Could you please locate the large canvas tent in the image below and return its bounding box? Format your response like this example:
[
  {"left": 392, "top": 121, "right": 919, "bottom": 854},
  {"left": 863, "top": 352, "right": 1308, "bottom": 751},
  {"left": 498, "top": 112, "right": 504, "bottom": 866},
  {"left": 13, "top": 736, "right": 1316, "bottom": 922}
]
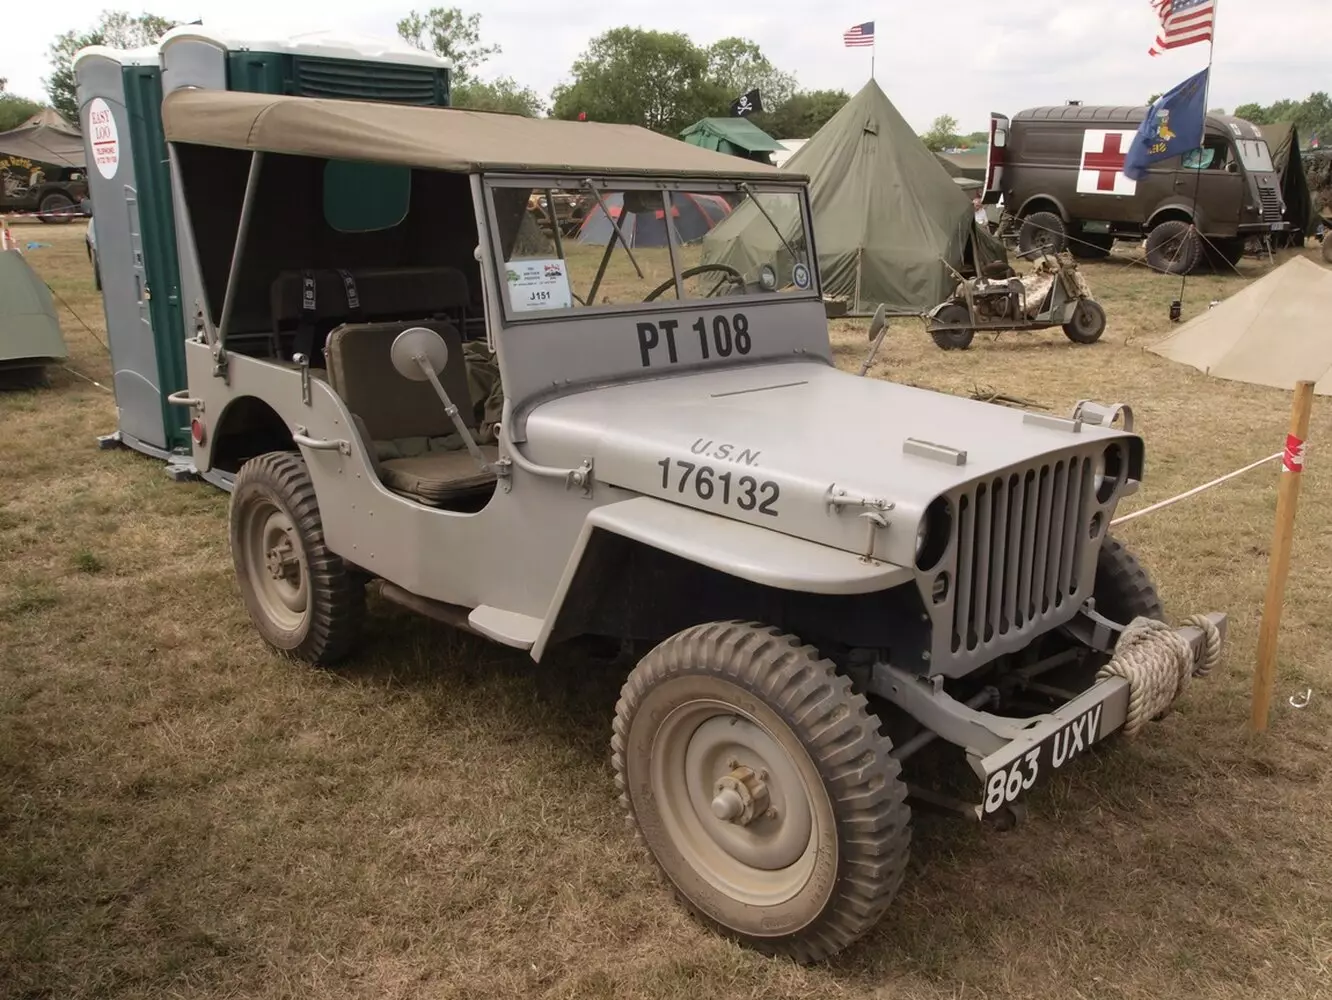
[
  {"left": 0, "top": 108, "right": 86, "bottom": 169},
  {"left": 1254, "top": 122, "right": 1317, "bottom": 241},
  {"left": 1147, "top": 255, "right": 1332, "bottom": 393},
  {"left": 700, "top": 79, "right": 998, "bottom": 314}
]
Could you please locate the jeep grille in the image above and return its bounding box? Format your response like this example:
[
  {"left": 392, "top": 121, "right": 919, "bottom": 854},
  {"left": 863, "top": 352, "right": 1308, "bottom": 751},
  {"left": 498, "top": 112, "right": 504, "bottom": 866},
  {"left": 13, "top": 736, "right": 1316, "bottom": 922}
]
[{"left": 950, "top": 455, "right": 1094, "bottom": 655}]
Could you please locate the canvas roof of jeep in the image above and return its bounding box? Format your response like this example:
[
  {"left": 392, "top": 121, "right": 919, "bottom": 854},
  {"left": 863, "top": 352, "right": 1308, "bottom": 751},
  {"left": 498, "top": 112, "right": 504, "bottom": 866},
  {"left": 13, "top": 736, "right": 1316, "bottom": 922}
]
[{"left": 160, "top": 89, "right": 801, "bottom": 181}]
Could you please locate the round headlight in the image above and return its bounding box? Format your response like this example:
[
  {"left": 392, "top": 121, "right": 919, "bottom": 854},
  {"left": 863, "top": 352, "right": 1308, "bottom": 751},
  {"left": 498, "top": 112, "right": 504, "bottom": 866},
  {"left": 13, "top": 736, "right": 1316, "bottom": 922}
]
[{"left": 915, "top": 496, "right": 952, "bottom": 571}]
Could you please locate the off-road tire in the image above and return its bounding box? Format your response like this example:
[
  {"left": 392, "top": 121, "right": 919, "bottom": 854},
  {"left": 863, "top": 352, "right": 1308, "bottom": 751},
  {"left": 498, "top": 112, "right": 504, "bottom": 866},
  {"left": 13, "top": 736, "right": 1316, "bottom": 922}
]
[
  {"left": 1018, "top": 211, "right": 1067, "bottom": 255},
  {"left": 612, "top": 621, "right": 911, "bottom": 963},
  {"left": 1093, "top": 535, "right": 1165, "bottom": 624},
  {"left": 1145, "top": 220, "right": 1201, "bottom": 274},
  {"left": 37, "top": 191, "right": 75, "bottom": 224},
  {"left": 1062, "top": 299, "right": 1106, "bottom": 344},
  {"left": 1069, "top": 232, "right": 1113, "bottom": 260},
  {"left": 930, "top": 302, "right": 975, "bottom": 350},
  {"left": 229, "top": 451, "right": 363, "bottom": 665}
]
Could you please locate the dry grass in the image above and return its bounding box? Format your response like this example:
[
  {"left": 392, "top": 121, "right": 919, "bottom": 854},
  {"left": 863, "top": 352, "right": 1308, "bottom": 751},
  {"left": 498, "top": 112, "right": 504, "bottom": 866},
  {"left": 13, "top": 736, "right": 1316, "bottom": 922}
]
[{"left": 3, "top": 220, "right": 1331, "bottom": 1000}]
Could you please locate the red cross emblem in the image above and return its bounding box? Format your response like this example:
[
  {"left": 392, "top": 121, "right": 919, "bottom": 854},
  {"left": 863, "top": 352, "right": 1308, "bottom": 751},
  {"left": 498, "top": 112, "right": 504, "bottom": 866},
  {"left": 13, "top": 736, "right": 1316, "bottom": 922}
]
[{"left": 1082, "top": 133, "right": 1127, "bottom": 191}]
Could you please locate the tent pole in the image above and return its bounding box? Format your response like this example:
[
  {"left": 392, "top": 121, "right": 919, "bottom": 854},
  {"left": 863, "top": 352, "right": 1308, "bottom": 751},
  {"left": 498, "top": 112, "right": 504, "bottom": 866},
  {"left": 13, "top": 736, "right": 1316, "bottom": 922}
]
[{"left": 853, "top": 247, "right": 863, "bottom": 313}]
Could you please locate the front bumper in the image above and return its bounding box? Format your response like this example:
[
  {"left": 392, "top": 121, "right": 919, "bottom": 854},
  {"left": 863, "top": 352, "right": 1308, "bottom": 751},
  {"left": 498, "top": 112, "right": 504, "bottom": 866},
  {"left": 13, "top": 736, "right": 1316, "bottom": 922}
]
[
  {"left": 872, "top": 611, "right": 1226, "bottom": 819},
  {"left": 1239, "top": 220, "right": 1295, "bottom": 234}
]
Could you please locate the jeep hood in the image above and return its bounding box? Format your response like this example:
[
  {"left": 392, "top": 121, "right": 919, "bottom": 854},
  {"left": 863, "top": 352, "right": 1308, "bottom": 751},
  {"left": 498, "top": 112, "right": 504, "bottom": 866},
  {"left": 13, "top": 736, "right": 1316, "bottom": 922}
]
[{"left": 522, "top": 361, "right": 1139, "bottom": 565}]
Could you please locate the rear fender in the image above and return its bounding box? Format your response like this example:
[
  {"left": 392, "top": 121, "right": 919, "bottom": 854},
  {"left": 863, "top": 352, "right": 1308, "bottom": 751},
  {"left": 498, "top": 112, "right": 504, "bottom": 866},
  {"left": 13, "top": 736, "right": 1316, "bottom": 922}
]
[{"left": 530, "top": 496, "right": 913, "bottom": 660}]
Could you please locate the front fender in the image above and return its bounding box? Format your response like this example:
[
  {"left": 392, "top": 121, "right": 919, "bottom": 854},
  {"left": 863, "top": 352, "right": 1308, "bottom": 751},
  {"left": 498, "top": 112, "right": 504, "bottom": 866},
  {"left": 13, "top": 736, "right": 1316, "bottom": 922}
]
[{"left": 529, "top": 495, "right": 912, "bottom": 660}]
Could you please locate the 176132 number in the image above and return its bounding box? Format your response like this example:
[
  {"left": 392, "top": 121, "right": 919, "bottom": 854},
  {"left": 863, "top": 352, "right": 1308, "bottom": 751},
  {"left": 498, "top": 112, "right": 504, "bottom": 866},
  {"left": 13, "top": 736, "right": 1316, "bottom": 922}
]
[{"left": 657, "top": 457, "right": 779, "bottom": 516}]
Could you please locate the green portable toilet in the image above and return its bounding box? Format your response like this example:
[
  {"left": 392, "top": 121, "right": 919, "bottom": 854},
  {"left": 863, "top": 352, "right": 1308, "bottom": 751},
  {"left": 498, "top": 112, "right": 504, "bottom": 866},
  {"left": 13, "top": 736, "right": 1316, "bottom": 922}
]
[
  {"left": 680, "top": 118, "right": 784, "bottom": 165},
  {"left": 73, "top": 28, "right": 451, "bottom": 480}
]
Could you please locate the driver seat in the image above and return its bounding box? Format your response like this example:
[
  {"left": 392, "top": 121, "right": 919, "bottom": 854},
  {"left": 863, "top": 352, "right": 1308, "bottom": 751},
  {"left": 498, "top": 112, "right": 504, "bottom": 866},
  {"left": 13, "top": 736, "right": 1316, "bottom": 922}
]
[{"left": 324, "top": 319, "right": 498, "bottom": 508}]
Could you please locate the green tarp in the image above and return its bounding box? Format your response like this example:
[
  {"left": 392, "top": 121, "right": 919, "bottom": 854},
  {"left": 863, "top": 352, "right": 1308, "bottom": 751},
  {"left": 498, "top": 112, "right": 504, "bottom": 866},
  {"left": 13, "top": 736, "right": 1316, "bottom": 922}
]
[
  {"left": 679, "top": 117, "right": 783, "bottom": 163},
  {"left": 1255, "top": 122, "right": 1318, "bottom": 238},
  {"left": 701, "top": 79, "right": 994, "bottom": 314},
  {"left": 0, "top": 249, "right": 67, "bottom": 370}
]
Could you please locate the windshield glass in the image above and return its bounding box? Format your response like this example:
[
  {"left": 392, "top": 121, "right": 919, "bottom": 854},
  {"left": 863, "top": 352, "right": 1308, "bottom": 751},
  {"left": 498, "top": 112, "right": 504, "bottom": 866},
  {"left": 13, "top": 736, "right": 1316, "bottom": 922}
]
[
  {"left": 1235, "top": 139, "right": 1274, "bottom": 173},
  {"left": 488, "top": 181, "right": 815, "bottom": 317}
]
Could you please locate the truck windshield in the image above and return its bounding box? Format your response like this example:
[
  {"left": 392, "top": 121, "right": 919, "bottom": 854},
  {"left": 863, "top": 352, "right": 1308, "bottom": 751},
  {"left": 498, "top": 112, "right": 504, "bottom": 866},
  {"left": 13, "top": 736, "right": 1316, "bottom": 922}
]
[
  {"left": 486, "top": 180, "right": 815, "bottom": 318},
  {"left": 1235, "top": 139, "right": 1274, "bottom": 173}
]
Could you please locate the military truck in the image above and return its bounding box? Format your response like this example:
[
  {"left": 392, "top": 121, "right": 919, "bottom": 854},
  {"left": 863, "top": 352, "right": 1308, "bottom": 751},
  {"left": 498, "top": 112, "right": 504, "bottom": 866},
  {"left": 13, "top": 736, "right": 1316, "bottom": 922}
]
[
  {"left": 159, "top": 87, "right": 1226, "bottom": 962},
  {"left": 985, "top": 105, "right": 1293, "bottom": 273}
]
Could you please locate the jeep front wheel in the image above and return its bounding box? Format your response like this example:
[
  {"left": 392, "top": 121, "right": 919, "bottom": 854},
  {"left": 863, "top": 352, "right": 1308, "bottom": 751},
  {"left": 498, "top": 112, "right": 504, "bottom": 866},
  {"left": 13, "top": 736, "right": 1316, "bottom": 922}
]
[
  {"left": 612, "top": 622, "right": 911, "bottom": 962},
  {"left": 230, "top": 451, "right": 363, "bottom": 665}
]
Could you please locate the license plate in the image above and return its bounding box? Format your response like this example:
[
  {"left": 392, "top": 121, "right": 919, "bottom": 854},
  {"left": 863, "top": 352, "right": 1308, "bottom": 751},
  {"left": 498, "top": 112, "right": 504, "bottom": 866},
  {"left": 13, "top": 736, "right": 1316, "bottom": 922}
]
[
  {"left": 1270, "top": 222, "right": 1285, "bottom": 231},
  {"left": 979, "top": 703, "right": 1106, "bottom": 815}
]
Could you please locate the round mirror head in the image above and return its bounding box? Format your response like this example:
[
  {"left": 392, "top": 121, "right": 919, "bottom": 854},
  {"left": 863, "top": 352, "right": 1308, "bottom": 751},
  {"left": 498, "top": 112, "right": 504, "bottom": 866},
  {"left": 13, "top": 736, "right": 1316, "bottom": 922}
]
[
  {"left": 759, "top": 264, "right": 777, "bottom": 291},
  {"left": 391, "top": 326, "right": 450, "bottom": 381}
]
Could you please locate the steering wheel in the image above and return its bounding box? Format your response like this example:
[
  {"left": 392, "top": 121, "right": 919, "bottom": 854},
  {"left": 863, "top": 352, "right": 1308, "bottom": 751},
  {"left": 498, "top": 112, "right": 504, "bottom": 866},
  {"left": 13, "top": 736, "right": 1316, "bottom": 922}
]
[{"left": 642, "top": 263, "right": 746, "bottom": 303}]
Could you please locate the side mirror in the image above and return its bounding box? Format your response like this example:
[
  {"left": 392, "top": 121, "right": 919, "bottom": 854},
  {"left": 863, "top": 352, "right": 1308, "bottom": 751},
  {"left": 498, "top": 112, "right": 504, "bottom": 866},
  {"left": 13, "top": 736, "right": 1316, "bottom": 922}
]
[
  {"left": 1226, "top": 161, "right": 1238, "bottom": 173},
  {"left": 866, "top": 303, "right": 888, "bottom": 342},
  {"left": 391, "top": 326, "right": 450, "bottom": 381}
]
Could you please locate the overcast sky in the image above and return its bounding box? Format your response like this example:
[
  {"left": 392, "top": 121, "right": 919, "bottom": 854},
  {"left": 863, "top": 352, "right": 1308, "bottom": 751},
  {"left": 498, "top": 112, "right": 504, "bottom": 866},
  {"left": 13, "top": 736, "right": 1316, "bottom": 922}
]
[{"left": 4, "top": 1, "right": 1329, "bottom": 133}]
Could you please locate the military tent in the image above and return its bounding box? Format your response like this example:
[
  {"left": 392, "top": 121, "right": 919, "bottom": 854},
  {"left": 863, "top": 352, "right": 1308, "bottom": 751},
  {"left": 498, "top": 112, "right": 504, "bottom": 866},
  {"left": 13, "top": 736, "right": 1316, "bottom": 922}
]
[
  {"left": 700, "top": 79, "right": 1001, "bottom": 314},
  {"left": 1254, "top": 122, "right": 1317, "bottom": 241},
  {"left": 0, "top": 248, "right": 68, "bottom": 384},
  {"left": 1147, "top": 255, "right": 1332, "bottom": 393},
  {"left": 679, "top": 118, "right": 783, "bottom": 165},
  {"left": 0, "top": 108, "right": 86, "bottom": 170}
]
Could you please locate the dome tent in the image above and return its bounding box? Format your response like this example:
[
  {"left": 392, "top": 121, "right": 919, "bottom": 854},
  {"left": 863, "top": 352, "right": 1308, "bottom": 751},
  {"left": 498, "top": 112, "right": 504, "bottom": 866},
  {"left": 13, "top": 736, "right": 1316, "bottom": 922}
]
[{"left": 701, "top": 79, "right": 998, "bottom": 314}]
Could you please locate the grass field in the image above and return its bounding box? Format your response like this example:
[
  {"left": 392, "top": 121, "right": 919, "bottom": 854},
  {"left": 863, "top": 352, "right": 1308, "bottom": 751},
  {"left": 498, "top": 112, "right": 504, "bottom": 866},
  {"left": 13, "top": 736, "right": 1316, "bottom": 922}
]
[{"left": 3, "top": 220, "right": 1331, "bottom": 1000}]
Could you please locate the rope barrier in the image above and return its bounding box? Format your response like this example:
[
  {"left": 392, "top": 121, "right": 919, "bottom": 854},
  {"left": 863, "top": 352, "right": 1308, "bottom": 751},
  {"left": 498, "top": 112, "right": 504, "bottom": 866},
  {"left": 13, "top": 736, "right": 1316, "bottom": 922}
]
[{"left": 1111, "top": 452, "right": 1283, "bottom": 526}]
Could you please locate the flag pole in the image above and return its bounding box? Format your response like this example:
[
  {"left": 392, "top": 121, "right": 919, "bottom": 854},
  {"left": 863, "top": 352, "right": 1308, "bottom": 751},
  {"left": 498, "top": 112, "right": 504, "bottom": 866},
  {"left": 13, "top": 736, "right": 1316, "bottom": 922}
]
[
  {"left": 871, "top": 33, "right": 876, "bottom": 78},
  {"left": 1176, "top": 7, "right": 1218, "bottom": 311}
]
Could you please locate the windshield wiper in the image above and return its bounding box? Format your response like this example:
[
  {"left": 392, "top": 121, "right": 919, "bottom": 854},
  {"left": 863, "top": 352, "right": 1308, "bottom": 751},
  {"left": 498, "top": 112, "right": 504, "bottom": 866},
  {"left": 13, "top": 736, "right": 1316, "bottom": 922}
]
[
  {"left": 582, "top": 178, "right": 644, "bottom": 306},
  {"left": 739, "top": 182, "right": 801, "bottom": 263}
]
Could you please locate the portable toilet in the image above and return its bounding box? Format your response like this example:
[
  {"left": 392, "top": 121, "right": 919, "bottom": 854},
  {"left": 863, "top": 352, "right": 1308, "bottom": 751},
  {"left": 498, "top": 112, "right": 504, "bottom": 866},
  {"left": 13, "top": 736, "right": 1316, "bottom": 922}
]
[{"left": 74, "top": 28, "right": 451, "bottom": 482}]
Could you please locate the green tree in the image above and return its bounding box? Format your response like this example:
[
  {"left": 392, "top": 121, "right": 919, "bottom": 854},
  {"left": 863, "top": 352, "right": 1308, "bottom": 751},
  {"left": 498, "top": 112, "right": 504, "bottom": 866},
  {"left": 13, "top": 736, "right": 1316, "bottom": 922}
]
[
  {"left": 0, "top": 94, "right": 44, "bottom": 132},
  {"left": 396, "top": 7, "right": 499, "bottom": 84},
  {"left": 452, "top": 77, "right": 544, "bottom": 116},
  {"left": 920, "top": 114, "right": 959, "bottom": 151},
  {"left": 45, "top": 11, "right": 177, "bottom": 121},
  {"left": 706, "top": 37, "right": 796, "bottom": 109},
  {"left": 550, "top": 28, "right": 725, "bottom": 134},
  {"left": 1235, "top": 92, "right": 1332, "bottom": 146},
  {"left": 759, "top": 89, "right": 849, "bottom": 139}
]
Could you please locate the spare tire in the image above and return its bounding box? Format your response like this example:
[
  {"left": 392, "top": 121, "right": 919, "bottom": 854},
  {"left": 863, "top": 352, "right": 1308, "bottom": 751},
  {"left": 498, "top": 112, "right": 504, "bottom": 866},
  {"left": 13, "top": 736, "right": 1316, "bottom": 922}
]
[
  {"left": 1018, "top": 211, "right": 1067, "bottom": 255},
  {"left": 1145, "top": 220, "right": 1201, "bottom": 274}
]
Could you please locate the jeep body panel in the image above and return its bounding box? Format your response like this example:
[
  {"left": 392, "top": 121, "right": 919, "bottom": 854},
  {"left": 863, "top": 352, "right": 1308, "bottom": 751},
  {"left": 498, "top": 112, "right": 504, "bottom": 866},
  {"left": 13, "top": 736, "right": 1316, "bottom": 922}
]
[{"left": 992, "top": 106, "right": 1290, "bottom": 239}]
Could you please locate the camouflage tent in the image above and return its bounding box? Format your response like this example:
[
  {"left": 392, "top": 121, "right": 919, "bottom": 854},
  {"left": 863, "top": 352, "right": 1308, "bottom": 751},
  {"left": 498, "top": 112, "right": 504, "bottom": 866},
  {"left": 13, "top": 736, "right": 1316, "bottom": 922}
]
[{"left": 700, "top": 79, "right": 1002, "bottom": 315}]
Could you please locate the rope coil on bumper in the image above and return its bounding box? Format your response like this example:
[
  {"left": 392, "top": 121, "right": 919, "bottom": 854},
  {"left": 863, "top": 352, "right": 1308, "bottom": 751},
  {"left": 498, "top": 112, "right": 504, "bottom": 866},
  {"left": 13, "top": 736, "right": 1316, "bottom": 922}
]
[{"left": 1096, "top": 615, "right": 1223, "bottom": 737}]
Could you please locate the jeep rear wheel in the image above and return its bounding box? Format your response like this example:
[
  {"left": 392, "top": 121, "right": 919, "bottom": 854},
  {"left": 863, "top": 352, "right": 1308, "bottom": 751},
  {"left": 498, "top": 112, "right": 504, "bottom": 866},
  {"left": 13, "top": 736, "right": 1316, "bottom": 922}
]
[
  {"left": 37, "top": 191, "right": 75, "bottom": 224},
  {"left": 230, "top": 451, "right": 363, "bottom": 665},
  {"left": 1018, "top": 211, "right": 1067, "bottom": 255},
  {"left": 612, "top": 622, "right": 910, "bottom": 962}
]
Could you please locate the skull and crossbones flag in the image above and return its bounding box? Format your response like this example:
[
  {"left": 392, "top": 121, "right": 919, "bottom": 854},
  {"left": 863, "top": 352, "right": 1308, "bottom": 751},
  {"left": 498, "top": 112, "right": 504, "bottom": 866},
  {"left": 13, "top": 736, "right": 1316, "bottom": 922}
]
[{"left": 730, "top": 89, "right": 763, "bottom": 117}]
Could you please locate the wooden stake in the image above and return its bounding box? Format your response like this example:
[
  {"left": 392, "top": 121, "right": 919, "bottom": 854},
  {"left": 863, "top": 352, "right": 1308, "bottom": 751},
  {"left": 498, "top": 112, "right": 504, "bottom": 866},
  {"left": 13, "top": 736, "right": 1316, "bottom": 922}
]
[{"left": 1251, "top": 380, "right": 1315, "bottom": 733}]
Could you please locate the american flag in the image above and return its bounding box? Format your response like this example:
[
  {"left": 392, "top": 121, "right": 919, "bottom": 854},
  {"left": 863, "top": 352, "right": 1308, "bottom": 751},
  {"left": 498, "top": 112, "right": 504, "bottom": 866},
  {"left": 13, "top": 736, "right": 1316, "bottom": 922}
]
[
  {"left": 843, "top": 21, "right": 875, "bottom": 47},
  {"left": 1148, "top": 0, "right": 1215, "bottom": 56}
]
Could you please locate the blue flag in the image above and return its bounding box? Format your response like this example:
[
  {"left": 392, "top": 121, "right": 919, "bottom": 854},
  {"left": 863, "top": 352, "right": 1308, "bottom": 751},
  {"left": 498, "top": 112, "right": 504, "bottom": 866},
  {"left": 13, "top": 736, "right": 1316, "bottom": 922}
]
[{"left": 1123, "top": 67, "right": 1210, "bottom": 181}]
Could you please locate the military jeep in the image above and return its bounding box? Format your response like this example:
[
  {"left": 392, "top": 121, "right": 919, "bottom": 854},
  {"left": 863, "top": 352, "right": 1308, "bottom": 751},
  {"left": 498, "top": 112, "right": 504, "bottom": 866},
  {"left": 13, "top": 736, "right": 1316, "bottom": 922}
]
[{"left": 160, "top": 88, "right": 1225, "bottom": 962}]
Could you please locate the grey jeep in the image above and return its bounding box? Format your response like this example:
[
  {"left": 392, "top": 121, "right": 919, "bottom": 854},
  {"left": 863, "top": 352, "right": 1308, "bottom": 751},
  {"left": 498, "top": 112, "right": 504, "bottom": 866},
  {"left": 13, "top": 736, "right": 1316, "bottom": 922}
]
[{"left": 160, "top": 87, "right": 1226, "bottom": 962}]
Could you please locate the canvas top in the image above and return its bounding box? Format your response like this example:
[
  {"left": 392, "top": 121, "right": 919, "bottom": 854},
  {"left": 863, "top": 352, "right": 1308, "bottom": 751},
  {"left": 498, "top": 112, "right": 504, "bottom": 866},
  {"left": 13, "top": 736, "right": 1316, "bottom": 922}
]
[{"left": 160, "top": 89, "right": 799, "bottom": 181}]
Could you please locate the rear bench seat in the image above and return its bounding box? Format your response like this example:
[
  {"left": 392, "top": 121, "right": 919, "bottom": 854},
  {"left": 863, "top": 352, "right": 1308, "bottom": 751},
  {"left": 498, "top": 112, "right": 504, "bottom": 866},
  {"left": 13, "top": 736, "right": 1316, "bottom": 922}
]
[
  {"left": 269, "top": 266, "right": 474, "bottom": 366},
  {"left": 324, "top": 318, "right": 498, "bottom": 509}
]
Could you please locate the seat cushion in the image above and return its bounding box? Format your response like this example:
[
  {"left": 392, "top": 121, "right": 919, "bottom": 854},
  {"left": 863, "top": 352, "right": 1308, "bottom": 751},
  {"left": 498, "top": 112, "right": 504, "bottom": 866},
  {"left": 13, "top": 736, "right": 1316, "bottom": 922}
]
[{"left": 379, "top": 446, "right": 499, "bottom": 506}]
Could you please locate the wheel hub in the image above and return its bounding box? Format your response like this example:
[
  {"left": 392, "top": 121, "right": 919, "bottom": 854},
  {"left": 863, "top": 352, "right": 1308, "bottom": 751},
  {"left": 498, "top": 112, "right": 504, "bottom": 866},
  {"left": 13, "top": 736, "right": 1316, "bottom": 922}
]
[
  {"left": 265, "top": 537, "right": 299, "bottom": 581},
  {"left": 710, "top": 765, "right": 770, "bottom": 826}
]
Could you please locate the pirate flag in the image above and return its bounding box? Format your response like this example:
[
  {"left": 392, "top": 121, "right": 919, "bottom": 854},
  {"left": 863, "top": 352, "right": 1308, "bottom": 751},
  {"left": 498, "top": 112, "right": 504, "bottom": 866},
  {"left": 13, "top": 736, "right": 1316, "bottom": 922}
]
[{"left": 730, "top": 89, "right": 763, "bottom": 117}]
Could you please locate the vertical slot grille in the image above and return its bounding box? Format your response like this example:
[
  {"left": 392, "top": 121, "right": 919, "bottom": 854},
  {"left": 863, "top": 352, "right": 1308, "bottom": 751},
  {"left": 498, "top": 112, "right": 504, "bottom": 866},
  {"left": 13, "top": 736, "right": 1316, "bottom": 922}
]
[
  {"left": 951, "top": 457, "right": 1088, "bottom": 654},
  {"left": 1257, "top": 185, "right": 1282, "bottom": 223}
]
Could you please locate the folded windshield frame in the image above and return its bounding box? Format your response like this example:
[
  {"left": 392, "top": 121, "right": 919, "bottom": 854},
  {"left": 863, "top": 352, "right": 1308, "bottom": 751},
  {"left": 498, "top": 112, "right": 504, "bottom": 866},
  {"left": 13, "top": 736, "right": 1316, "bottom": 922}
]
[{"left": 481, "top": 173, "right": 820, "bottom": 326}]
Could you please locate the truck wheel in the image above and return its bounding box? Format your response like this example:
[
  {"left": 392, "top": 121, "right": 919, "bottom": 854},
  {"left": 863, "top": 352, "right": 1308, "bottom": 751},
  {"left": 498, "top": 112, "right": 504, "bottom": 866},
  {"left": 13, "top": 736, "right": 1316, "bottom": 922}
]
[
  {"left": 1204, "top": 236, "right": 1245, "bottom": 269},
  {"left": 930, "top": 303, "right": 975, "bottom": 350},
  {"left": 612, "top": 622, "right": 911, "bottom": 963},
  {"left": 1145, "top": 220, "right": 1201, "bottom": 274},
  {"left": 1069, "top": 232, "right": 1113, "bottom": 259},
  {"left": 1062, "top": 299, "right": 1106, "bottom": 344},
  {"left": 1018, "top": 211, "right": 1067, "bottom": 254},
  {"left": 230, "top": 451, "right": 363, "bottom": 665},
  {"left": 37, "top": 191, "right": 75, "bottom": 224},
  {"left": 1093, "top": 535, "right": 1165, "bottom": 624}
]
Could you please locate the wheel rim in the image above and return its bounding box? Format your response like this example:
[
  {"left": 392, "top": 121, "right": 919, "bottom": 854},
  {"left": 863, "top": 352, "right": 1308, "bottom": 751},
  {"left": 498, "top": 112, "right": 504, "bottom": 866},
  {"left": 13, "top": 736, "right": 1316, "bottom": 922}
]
[
  {"left": 649, "top": 699, "right": 827, "bottom": 908},
  {"left": 1074, "top": 303, "right": 1099, "bottom": 336},
  {"left": 241, "top": 498, "right": 309, "bottom": 632}
]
